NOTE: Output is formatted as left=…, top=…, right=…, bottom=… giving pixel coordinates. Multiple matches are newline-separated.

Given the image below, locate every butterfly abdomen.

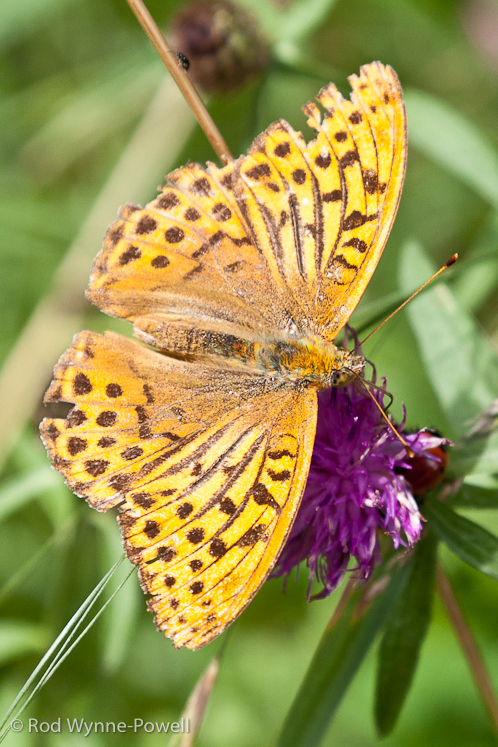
left=134, top=316, right=259, bottom=366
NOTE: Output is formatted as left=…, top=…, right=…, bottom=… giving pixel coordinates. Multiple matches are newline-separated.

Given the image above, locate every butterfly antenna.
left=355, top=253, right=458, bottom=351
left=349, top=372, right=415, bottom=457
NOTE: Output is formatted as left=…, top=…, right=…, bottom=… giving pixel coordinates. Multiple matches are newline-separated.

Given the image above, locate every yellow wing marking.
left=41, top=331, right=317, bottom=649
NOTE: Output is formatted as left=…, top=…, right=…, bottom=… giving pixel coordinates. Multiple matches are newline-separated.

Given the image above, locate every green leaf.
left=375, top=533, right=437, bottom=736
left=275, top=562, right=410, bottom=747
left=405, top=88, right=498, bottom=210
left=0, top=0, right=78, bottom=50
left=425, top=499, right=498, bottom=580
left=0, top=515, right=76, bottom=607
left=21, top=58, right=162, bottom=183
left=95, top=513, right=140, bottom=675
left=451, top=431, right=498, bottom=477
left=274, top=0, right=338, bottom=45
left=353, top=289, right=412, bottom=335
left=450, top=477, right=498, bottom=509
left=245, top=0, right=338, bottom=45
left=398, top=240, right=498, bottom=436
left=0, top=559, right=128, bottom=743
left=168, top=649, right=224, bottom=747
left=452, top=212, right=498, bottom=315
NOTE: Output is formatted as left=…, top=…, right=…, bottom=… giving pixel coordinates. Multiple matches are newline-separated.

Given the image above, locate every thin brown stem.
left=436, top=563, right=498, bottom=735
left=127, top=0, right=233, bottom=164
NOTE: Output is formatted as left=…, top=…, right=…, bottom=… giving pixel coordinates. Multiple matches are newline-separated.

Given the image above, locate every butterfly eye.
left=329, top=370, right=350, bottom=388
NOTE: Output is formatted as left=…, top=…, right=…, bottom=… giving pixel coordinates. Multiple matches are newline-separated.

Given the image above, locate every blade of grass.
left=0, top=566, right=136, bottom=743
left=14, top=567, right=135, bottom=712
left=375, top=532, right=437, bottom=736
left=0, top=557, right=125, bottom=741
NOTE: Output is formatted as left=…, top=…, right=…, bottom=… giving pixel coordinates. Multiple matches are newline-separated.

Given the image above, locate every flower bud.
left=169, top=0, right=270, bottom=94
left=396, top=428, right=450, bottom=495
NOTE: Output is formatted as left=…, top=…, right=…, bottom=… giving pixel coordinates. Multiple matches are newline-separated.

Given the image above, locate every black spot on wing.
left=343, top=211, right=377, bottom=231
left=251, top=483, right=280, bottom=511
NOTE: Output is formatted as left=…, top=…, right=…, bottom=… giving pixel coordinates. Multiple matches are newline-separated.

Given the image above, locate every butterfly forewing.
left=310, top=63, right=406, bottom=336
left=87, top=162, right=293, bottom=344
left=87, top=63, right=406, bottom=348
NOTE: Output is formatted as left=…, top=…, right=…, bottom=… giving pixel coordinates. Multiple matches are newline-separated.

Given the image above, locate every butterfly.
left=41, top=62, right=406, bottom=649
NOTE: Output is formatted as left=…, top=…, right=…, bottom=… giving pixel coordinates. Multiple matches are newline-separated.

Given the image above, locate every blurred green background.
left=1, top=0, right=498, bottom=744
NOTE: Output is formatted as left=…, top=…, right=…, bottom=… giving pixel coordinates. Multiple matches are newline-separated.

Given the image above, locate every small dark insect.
left=176, top=52, right=190, bottom=71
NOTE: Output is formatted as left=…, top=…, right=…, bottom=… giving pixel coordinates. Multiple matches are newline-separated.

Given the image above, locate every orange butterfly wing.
left=41, top=331, right=316, bottom=649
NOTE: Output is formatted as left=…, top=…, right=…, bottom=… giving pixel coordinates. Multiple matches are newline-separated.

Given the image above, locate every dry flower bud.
left=170, top=0, right=270, bottom=94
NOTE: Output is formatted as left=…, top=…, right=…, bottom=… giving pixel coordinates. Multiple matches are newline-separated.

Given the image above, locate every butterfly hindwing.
left=139, top=390, right=315, bottom=649
left=41, top=330, right=317, bottom=649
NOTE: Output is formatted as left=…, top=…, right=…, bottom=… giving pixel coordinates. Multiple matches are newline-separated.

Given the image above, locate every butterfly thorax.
left=255, top=336, right=365, bottom=390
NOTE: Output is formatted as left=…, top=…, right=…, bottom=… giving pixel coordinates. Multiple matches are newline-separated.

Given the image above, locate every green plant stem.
left=326, top=575, right=357, bottom=630
left=127, top=0, right=233, bottom=163
left=436, top=563, right=498, bottom=735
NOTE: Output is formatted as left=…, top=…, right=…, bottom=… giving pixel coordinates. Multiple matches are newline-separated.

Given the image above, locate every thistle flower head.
left=274, top=378, right=449, bottom=599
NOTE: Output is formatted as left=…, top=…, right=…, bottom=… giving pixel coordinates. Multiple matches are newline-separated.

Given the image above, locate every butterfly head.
left=328, top=348, right=365, bottom=388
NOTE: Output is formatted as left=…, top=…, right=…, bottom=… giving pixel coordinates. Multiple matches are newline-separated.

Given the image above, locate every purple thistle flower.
left=274, top=380, right=449, bottom=599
